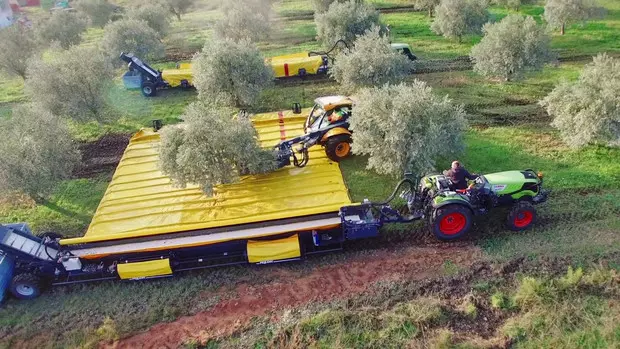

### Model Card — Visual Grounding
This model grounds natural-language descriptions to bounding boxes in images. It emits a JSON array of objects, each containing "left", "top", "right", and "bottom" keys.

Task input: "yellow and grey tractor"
[{"left": 276, "top": 96, "right": 354, "bottom": 167}]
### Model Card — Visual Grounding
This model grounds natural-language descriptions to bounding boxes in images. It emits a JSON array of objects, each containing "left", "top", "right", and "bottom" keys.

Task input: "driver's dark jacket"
[{"left": 445, "top": 167, "right": 477, "bottom": 190}]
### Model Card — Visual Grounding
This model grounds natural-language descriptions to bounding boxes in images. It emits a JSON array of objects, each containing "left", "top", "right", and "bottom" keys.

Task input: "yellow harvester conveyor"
[{"left": 60, "top": 109, "right": 352, "bottom": 246}]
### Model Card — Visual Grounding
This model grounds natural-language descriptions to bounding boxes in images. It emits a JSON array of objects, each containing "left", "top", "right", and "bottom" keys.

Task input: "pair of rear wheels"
[{"left": 432, "top": 201, "right": 537, "bottom": 240}]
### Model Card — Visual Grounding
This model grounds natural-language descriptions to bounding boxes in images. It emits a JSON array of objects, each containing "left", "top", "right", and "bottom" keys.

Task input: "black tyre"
[
  {"left": 325, "top": 135, "right": 352, "bottom": 162},
  {"left": 141, "top": 82, "right": 157, "bottom": 97},
  {"left": 10, "top": 273, "right": 43, "bottom": 300},
  {"left": 431, "top": 204, "right": 473, "bottom": 241},
  {"left": 506, "top": 201, "right": 536, "bottom": 231}
]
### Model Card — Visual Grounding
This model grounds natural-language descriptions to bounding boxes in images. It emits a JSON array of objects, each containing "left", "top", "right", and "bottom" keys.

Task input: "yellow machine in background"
[{"left": 268, "top": 52, "right": 328, "bottom": 78}]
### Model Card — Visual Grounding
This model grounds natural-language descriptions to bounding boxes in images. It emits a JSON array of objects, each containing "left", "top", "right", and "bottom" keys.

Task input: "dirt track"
[{"left": 106, "top": 243, "right": 482, "bottom": 349}]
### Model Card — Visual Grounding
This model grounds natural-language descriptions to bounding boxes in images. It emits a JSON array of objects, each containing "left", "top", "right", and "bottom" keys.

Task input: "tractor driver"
[
  {"left": 444, "top": 161, "right": 478, "bottom": 190},
  {"left": 328, "top": 106, "right": 350, "bottom": 124}
]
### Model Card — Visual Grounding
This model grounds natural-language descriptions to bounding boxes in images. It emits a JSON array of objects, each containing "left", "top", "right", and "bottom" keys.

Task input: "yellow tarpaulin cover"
[
  {"left": 161, "top": 68, "right": 193, "bottom": 87},
  {"left": 247, "top": 234, "right": 301, "bottom": 264},
  {"left": 117, "top": 258, "right": 173, "bottom": 280},
  {"left": 267, "top": 52, "right": 324, "bottom": 78},
  {"left": 60, "top": 109, "right": 351, "bottom": 246}
]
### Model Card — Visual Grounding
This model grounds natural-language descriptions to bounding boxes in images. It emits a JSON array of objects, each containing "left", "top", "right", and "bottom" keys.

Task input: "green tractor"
[{"left": 413, "top": 169, "right": 549, "bottom": 240}]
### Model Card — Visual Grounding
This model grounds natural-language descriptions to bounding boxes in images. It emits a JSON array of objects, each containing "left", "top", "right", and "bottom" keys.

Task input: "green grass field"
[{"left": 0, "top": 0, "right": 619, "bottom": 347}]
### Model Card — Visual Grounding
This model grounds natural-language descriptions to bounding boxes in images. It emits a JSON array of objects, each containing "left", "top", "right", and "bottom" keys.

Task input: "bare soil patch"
[
  {"left": 73, "top": 134, "right": 130, "bottom": 179},
  {"left": 107, "top": 244, "right": 482, "bottom": 349}
]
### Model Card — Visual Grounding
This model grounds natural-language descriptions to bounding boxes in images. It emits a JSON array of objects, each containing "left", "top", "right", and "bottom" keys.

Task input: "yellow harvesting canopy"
[{"left": 60, "top": 109, "right": 352, "bottom": 245}]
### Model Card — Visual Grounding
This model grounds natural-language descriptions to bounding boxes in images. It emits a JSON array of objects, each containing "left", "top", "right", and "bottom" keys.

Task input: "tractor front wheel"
[
  {"left": 325, "top": 135, "right": 352, "bottom": 162},
  {"left": 10, "top": 273, "right": 43, "bottom": 300},
  {"left": 506, "top": 201, "right": 536, "bottom": 231},
  {"left": 432, "top": 204, "right": 473, "bottom": 241}
]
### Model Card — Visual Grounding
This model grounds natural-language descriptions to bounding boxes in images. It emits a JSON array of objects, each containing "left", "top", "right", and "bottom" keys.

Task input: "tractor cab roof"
[
  {"left": 390, "top": 43, "right": 410, "bottom": 50},
  {"left": 314, "top": 96, "right": 354, "bottom": 112}
]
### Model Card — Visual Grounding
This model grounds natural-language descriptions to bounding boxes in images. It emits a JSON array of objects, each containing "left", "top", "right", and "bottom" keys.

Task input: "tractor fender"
[
  {"left": 320, "top": 127, "right": 351, "bottom": 143},
  {"left": 432, "top": 197, "right": 474, "bottom": 213}
]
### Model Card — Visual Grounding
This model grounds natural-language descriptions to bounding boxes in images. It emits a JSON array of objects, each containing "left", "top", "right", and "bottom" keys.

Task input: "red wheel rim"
[
  {"left": 439, "top": 213, "right": 467, "bottom": 235},
  {"left": 514, "top": 211, "right": 533, "bottom": 228}
]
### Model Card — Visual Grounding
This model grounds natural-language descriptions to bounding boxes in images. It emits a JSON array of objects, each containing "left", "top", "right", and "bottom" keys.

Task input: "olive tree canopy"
[
  {"left": 544, "top": 0, "right": 605, "bottom": 35},
  {"left": 25, "top": 46, "right": 115, "bottom": 123},
  {"left": 159, "top": 103, "right": 278, "bottom": 195},
  {"left": 35, "top": 10, "right": 88, "bottom": 49},
  {"left": 312, "top": 0, "right": 346, "bottom": 13},
  {"left": 126, "top": 3, "right": 171, "bottom": 37},
  {"left": 330, "top": 26, "right": 413, "bottom": 92},
  {"left": 0, "top": 105, "right": 80, "bottom": 202},
  {"left": 431, "top": 0, "right": 489, "bottom": 41},
  {"left": 414, "top": 0, "right": 440, "bottom": 17},
  {"left": 0, "top": 25, "right": 38, "bottom": 79},
  {"left": 350, "top": 82, "right": 467, "bottom": 176},
  {"left": 314, "top": 0, "right": 380, "bottom": 48},
  {"left": 471, "top": 15, "right": 554, "bottom": 81},
  {"left": 74, "top": 0, "right": 116, "bottom": 28},
  {"left": 214, "top": 0, "right": 272, "bottom": 43},
  {"left": 541, "top": 53, "right": 620, "bottom": 148},
  {"left": 160, "top": 0, "right": 195, "bottom": 21},
  {"left": 101, "top": 18, "right": 165, "bottom": 65},
  {"left": 192, "top": 38, "right": 273, "bottom": 107}
]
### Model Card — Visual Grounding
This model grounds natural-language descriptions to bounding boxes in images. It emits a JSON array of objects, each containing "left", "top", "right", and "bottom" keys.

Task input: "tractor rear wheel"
[
  {"left": 432, "top": 204, "right": 473, "bottom": 241},
  {"left": 506, "top": 201, "right": 536, "bottom": 231},
  {"left": 325, "top": 135, "right": 352, "bottom": 162},
  {"left": 141, "top": 82, "right": 157, "bottom": 97},
  {"left": 10, "top": 273, "right": 43, "bottom": 300}
]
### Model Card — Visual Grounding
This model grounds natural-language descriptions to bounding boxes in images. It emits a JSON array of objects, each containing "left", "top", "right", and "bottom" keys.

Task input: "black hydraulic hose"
[
  {"left": 370, "top": 178, "right": 417, "bottom": 206},
  {"left": 308, "top": 39, "right": 351, "bottom": 60}
]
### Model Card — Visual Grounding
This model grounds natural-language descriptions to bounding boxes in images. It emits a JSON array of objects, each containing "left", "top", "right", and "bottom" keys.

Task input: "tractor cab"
[
  {"left": 305, "top": 96, "right": 353, "bottom": 132},
  {"left": 301, "top": 96, "right": 354, "bottom": 162}
]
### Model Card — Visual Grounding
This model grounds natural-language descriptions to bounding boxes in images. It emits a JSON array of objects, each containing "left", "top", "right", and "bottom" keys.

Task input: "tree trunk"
[
  {"left": 560, "top": 23, "right": 565, "bottom": 35},
  {"left": 175, "top": 11, "right": 181, "bottom": 21},
  {"left": 428, "top": 8, "right": 432, "bottom": 17}
]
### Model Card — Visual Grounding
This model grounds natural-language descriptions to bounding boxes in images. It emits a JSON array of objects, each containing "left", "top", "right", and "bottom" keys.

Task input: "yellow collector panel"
[
  {"left": 117, "top": 259, "right": 172, "bottom": 280},
  {"left": 60, "top": 108, "right": 351, "bottom": 246},
  {"left": 247, "top": 234, "right": 301, "bottom": 264}
]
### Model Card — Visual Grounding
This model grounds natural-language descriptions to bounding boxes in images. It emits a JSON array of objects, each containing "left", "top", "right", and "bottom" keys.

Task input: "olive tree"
[
  {"left": 493, "top": 0, "right": 531, "bottom": 10},
  {"left": 35, "top": 10, "right": 88, "bottom": 49},
  {"left": 315, "top": 0, "right": 380, "bottom": 48},
  {"left": 214, "top": 0, "right": 272, "bottom": 43},
  {"left": 0, "top": 25, "right": 38, "bottom": 79},
  {"left": 126, "top": 3, "right": 171, "bottom": 37},
  {"left": 544, "top": 0, "right": 604, "bottom": 35},
  {"left": 431, "top": 0, "right": 489, "bottom": 41},
  {"left": 541, "top": 53, "right": 619, "bottom": 148},
  {"left": 471, "top": 15, "right": 554, "bottom": 81},
  {"left": 192, "top": 38, "right": 273, "bottom": 107},
  {"left": 350, "top": 82, "right": 467, "bottom": 176},
  {"left": 414, "top": 0, "right": 440, "bottom": 17},
  {"left": 101, "top": 19, "right": 165, "bottom": 64},
  {"left": 330, "top": 27, "right": 412, "bottom": 92},
  {"left": 312, "top": 0, "right": 346, "bottom": 13},
  {"left": 160, "top": 0, "right": 195, "bottom": 21},
  {"left": 74, "top": 0, "right": 116, "bottom": 28},
  {"left": 0, "top": 105, "right": 80, "bottom": 202},
  {"left": 25, "top": 46, "right": 114, "bottom": 123},
  {"left": 159, "top": 103, "right": 278, "bottom": 195}
]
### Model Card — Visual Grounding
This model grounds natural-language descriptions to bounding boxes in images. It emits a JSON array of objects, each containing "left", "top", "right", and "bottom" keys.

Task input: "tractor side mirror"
[
  {"left": 152, "top": 119, "right": 163, "bottom": 132},
  {"left": 292, "top": 103, "right": 302, "bottom": 114}
]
